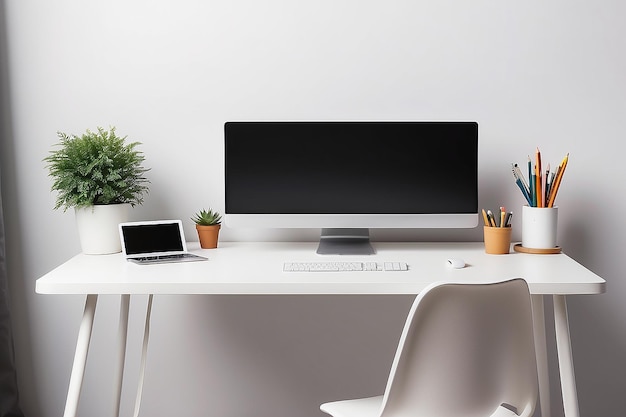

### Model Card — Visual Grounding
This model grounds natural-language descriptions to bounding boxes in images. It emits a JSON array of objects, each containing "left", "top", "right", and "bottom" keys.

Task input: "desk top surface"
[{"left": 35, "top": 242, "right": 606, "bottom": 296}]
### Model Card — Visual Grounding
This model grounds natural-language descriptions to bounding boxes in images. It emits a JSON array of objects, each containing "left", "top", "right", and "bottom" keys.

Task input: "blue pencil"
[
  {"left": 515, "top": 178, "right": 532, "bottom": 206},
  {"left": 528, "top": 156, "right": 534, "bottom": 207}
]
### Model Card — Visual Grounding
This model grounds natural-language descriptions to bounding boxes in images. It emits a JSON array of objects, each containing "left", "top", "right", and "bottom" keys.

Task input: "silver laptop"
[{"left": 119, "top": 220, "right": 207, "bottom": 264}]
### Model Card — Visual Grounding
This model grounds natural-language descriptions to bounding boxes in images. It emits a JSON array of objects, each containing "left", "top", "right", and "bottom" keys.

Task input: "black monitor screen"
[{"left": 225, "top": 121, "right": 478, "bottom": 215}]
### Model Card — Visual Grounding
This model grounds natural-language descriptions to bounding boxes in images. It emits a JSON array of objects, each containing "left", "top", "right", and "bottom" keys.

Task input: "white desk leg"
[
  {"left": 63, "top": 294, "right": 98, "bottom": 417},
  {"left": 133, "top": 294, "right": 154, "bottom": 417},
  {"left": 553, "top": 295, "right": 580, "bottom": 417},
  {"left": 531, "top": 294, "right": 551, "bottom": 417},
  {"left": 113, "top": 295, "right": 130, "bottom": 417}
]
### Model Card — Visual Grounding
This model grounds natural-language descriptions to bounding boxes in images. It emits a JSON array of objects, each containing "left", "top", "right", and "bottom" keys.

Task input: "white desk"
[{"left": 36, "top": 242, "right": 606, "bottom": 417}]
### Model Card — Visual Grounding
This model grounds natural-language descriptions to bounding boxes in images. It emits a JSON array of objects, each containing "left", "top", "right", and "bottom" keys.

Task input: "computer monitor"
[{"left": 224, "top": 121, "right": 478, "bottom": 255}]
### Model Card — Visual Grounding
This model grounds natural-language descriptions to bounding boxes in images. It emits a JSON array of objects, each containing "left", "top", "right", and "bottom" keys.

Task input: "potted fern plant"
[
  {"left": 44, "top": 126, "right": 149, "bottom": 254},
  {"left": 191, "top": 208, "right": 222, "bottom": 249}
]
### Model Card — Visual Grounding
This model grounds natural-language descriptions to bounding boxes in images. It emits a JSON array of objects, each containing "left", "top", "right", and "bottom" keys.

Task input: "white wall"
[{"left": 2, "top": 1, "right": 625, "bottom": 416}]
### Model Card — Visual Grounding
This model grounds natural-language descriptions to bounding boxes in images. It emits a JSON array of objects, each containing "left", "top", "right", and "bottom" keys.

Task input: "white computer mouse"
[{"left": 446, "top": 258, "right": 466, "bottom": 269}]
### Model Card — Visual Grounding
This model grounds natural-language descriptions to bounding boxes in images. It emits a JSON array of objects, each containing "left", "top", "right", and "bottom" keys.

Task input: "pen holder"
[
  {"left": 483, "top": 226, "right": 512, "bottom": 254},
  {"left": 521, "top": 206, "right": 558, "bottom": 249}
]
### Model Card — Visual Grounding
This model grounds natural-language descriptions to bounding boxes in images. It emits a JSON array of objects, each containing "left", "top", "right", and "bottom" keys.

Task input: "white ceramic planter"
[{"left": 74, "top": 203, "right": 130, "bottom": 254}]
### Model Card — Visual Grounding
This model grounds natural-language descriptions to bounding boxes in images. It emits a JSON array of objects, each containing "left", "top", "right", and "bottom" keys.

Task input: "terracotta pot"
[{"left": 196, "top": 224, "right": 221, "bottom": 249}]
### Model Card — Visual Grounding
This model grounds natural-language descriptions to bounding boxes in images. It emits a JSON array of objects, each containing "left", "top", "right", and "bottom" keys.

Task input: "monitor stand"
[{"left": 316, "top": 228, "right": 375, "bottom": 255}]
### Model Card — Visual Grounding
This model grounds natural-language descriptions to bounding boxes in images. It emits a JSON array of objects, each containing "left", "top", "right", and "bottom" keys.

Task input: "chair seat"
[
  {"left": 320, "top": 396, "right": 383, "bottom": 417},
  {"left": 321, "top": 396, "right": 520, "bottom": 417}
]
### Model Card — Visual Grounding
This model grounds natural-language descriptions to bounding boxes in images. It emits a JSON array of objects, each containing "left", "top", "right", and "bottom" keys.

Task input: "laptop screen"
[{"left": 120, "top": 222, "right": 185, "bottom": 255}]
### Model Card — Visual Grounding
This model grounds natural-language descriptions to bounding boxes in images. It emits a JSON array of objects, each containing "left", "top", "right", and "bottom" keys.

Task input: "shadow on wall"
[
  {"left": 561, "top": 207, "right": 626, "bottom": 417},
  {"left": 137, "top": 294, "right": 413, "bottom": 417}
]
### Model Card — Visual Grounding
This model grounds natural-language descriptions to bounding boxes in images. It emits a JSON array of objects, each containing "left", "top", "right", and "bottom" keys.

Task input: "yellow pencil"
[
  {"left": 547, "top": 153, "right": 569, "bottom": 207},
  {"left": 482, "top": 209, "right": 490, "bottom": 227},
  {"left": 535, "top": 147, "right": 543, "bottom": 207}
]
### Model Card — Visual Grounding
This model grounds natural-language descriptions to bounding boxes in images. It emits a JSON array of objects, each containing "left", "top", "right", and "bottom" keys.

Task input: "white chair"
[{"left": 320, "top": 279, "right": 538, "bottom": 417}]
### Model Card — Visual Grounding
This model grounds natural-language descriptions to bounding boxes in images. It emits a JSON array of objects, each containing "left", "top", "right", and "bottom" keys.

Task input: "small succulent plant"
[{"left": 191, "top": 208, "right": 222, "bottom": 226}]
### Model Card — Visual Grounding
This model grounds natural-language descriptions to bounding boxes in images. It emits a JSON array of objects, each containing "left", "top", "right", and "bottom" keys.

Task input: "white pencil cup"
[{"left": 521, "top": 206, "right": 558, "bottom": 249}]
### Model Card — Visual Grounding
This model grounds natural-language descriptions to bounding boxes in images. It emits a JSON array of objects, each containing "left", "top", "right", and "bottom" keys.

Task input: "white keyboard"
[{"left": 283, "top": 261, "right": 409, "bottom": 272}]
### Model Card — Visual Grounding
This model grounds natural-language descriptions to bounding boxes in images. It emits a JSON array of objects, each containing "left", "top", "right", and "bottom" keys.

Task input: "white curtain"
[
  {"left": 0, "top": 181, "right": 23, "bottom": 417},
  {"left": 0, "top": 0, "right": 24, "bottom": 414}
]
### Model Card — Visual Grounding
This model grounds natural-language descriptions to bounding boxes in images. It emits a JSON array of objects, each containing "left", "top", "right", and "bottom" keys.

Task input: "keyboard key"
[{"left": 283, "top": 261, "right": 408, "bottom": 272}]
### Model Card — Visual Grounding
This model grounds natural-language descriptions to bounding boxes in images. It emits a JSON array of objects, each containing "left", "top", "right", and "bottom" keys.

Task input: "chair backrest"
[{"left": 379, "top": 279, "right": 537, "bottom": 417}]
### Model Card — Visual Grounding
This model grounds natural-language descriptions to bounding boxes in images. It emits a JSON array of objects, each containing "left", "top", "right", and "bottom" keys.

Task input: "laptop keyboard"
[{"left": 129, "top": 253, "right": 206, "bottom": 264}]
